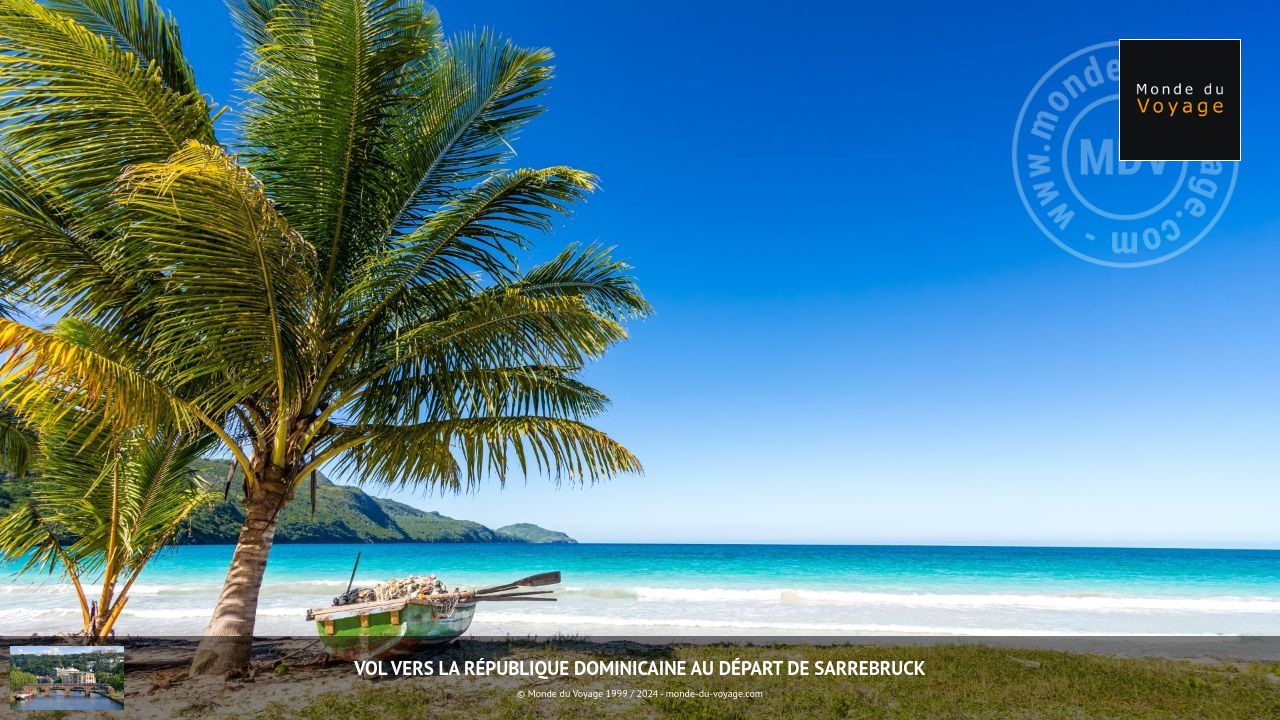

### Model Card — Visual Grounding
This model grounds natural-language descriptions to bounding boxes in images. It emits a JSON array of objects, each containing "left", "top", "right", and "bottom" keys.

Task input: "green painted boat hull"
[{"left": 314, "top": 600, "right": 476, "bottom": 660}]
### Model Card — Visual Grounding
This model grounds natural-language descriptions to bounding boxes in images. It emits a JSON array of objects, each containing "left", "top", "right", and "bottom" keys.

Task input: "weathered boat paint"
[{"left": 310, "top": 598, "right": 476, "bottom": 660}]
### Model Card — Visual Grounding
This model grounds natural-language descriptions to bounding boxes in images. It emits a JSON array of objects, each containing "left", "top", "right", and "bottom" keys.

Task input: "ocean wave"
[
  {"left": 131, "top": 580, "right": 350, "bottom": 595},
  {"left": 0, "top": 607, "right": 79, "bottom": 620},
  {"left": 0, "top": 583, "right": 79, "bottom": 594},
  {"left": 0, "top": 582, "right": 218, "bottom": 596},
  {"left": 473, "top": 611, "right": 1203, "bottom": 636},
  {"left": 560, "top": 586, "right": 642, "bottom": 600},
  {"left": 600, "top": 588, "right": 1280, "bottom": 613},
  {"left": 1, "top": 579, "right": 357, "bottom": 598},
  {"left": 6, "top": 581, "right": 1278, "bottom": 623},
  {"left": 124, "top": 607, "right": 214, "bottom": 619},
  {"left": 126, "top": 605, "right": 306, "bottom": 620}
]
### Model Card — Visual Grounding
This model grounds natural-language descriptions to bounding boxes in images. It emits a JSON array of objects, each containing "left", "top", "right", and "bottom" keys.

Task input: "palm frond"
[
  {"left": 0, "top": 502, "right": 65, "bottom": 576},
  {"left": 8, "top": 414, "right": 215, "bottom": 582},
  {"left": 350, "top": 363, "right": 612, "bottom": 437},
  {"left": 225, "top": 0, "right": 286, "bottom": 49},
  {"left": 41, "top": 0, "right": 203, "bottom": 97},
  {"left": 342, "top": 291, "right": 626, "bottom": 425},
  {"left": 0, "top": 317, "right": 191, "bottom": 435},
  {"left": 335, "top": 415, "right": 641, "bottom": 493},
  {"left": 115, "top": 141, "right": 317, "bottom": 407},
  {"left": 0, "top": 0, "right": 213, "bottom": 206},
  {"left": 339, "top": 166, "right": 599, "bottom": 340},
  {"left": 0, "top": 150, "right": 125, "bottom": 317},
  {"left": 50, "top": 429, "right": 215, "bottom": 567},
  {"left": 511, "top": 244, "right": 653, "bottom": 321},
  {"left": 236, "top": 0, "right": 441, "bottom": 299},
  {"left": 380, "top": 29, "right": 555, "bottom": 236}
]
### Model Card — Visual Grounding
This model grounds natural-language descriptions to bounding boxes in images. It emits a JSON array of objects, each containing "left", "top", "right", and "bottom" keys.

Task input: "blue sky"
[{"left": 165, "top": 1, "right": 1278, "bottom": 547}]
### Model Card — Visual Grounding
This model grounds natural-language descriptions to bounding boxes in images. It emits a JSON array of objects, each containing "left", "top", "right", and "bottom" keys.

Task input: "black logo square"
[{"left": 1119, "top": 39, "right": 1240, "bottom": 161}]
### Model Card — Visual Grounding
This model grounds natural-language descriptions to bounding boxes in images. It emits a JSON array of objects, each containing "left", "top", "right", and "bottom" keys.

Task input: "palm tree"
[
  {"left": 0, "top": 395, "right": 215, "bottom": 642},
  {"left": 0, "top": 0, "right": 647, "bottom": 673}
]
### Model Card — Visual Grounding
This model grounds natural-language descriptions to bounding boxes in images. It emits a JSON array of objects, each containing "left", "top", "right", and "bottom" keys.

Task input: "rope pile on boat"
[{"left": 332, "top": 575, "right": 449, "bottom": 606}]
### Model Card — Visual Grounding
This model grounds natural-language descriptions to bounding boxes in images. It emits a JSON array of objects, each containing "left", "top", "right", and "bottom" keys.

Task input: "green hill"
[
  {"left": 496, "top": 523, "right": 577, "bottom": 544},
  {"left": 0, "top": 463, "right": 575, "bottom": 545}
]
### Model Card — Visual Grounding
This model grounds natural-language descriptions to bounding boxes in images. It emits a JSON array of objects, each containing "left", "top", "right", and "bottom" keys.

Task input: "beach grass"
[{"left": 245, "top": 642, "right": 1280, "bottom": 720}]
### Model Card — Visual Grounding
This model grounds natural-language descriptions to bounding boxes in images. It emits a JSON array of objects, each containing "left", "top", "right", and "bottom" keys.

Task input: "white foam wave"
[
  {"left": 617, "top": 588, "right": 1280, "bottom": 613},
  {"left": 125, "top": 605, "right": 306, "bottom": 620},
  {"left": 0, "top": 607, "right": 79, "bottom": 619},
  {"left": 125, "top": 607, "right": 214, "bottom": 619},
  {"left": 474, "top": 611, "right": 1204, "bottom": 636}
]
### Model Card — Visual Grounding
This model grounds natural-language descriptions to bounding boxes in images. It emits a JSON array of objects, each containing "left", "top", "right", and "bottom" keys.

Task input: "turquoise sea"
[{"left": 2, "top": 545, "right": 1278, "bottom": 636}]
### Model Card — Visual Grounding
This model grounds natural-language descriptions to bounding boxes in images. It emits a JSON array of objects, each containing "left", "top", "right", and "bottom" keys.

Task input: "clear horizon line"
[{"left": 179, "top": 540, "right": 1280, "bottom": 552}]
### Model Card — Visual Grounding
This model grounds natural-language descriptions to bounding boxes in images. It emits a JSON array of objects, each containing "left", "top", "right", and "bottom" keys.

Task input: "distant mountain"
[
  {"left": 496, "top": 523, "right": 577, "bottom": 544},
  {"left": 0, "top": 463, "right": 575, "bottom": 545}
]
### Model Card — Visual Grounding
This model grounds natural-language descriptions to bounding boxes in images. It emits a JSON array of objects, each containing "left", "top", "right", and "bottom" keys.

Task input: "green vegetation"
[
  {"left": 0, "top": 0, "right": 645, "bottom": 674},
  {"left": 2, "top": 465, "right": 575, "bottom": 544},
  {"left": 181, "top": 461, "right": 573, "bottom": 544},
  {"left": 247, "top": 643, "right": 1280, "bottom": 720},
  {"left": 0, "top": 403, "right": 33, "bottom": 477},
  {"left": 495, "top": 523, "right": 577, "bottom": 544},
  {"left": 0, "top": 471, "right": 33, "bottom": 511},
  {"left": 9, "top": 667, "right": 37, "bottom": 690}
]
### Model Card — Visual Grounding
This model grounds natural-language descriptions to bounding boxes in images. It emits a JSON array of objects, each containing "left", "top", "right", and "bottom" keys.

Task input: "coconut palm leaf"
[
  {"left": 40, "top": 0, "right": 202, "bottom": 97},
  {"left": 332, "top": 416, "right": 641, "bottom": 492},
  {"left": 0, "top": 501, "right": 65, "bottom": 575},
  {"left": 0, "top": 263, "right": 33, "bottom": 474},
  {"left": 235, "top": 0, "right": 442, "bottom": 299},
  {"left": 385, "top": 30, "right": 556, "bottom": 231},
  {"left": 0, "top": 0, "right": 213, "bottom": 206},
  {"left": 0, "top": 317, "right": 192, "bottom": 436},
  {"left": 38, "top": 423, "right": 215, "bottom": 572},
  {"left": 113, "top": 142, "right": 318, "bottom": 405},
  {"left": 0, "top": 147, "right": 145, "bottom": 323}
]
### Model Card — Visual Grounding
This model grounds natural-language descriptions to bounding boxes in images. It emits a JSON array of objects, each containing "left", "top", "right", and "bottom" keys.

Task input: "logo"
[
  {"left": 1119, "top": 39, "right": 1240, "bottom": 161},
  {"left": 1012, "top": 42, "right": 1237, "bottom": 267}
]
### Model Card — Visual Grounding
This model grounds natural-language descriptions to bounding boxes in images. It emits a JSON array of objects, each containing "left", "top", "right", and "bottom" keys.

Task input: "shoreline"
[{"left": 6, "top": 543, "right": 1278, "bottom": 637}]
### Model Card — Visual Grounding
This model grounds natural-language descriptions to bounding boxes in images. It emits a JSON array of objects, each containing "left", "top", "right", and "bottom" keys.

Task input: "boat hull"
[{"left": 313, "top": 599, "right": 476, "bottom": 660}]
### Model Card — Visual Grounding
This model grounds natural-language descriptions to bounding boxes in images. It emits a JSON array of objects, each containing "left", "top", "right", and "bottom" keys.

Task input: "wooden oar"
[
  {"left": 474, "top": 571, "right": 560, "bottom": 596},
  {"left": 474, "top": 595, "right": 557, "bottom": 602},
  {"left": 345, "top": 552, "right": 362, "bottom": 594},
  {"left": 474, "top": 590, "right": 554, "bottom": 599}
]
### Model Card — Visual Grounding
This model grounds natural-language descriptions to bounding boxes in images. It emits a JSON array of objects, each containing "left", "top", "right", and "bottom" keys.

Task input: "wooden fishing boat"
[
  {"left": 306, "top": 571, "right": 560, "bottom": 660},
  {"left": 306, "top": 595, "right": 478, "bottom": 660}
]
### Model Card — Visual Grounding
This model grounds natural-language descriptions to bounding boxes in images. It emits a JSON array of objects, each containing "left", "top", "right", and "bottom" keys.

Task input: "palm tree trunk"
[
  {"left": 189, "top": 469, "right": 292, "bottom": 675},
  {"left": 95, "top": 459, "right": 121, "bottom": 641},
  {"left": 57, "top": 548, "right": 92, "bottom": 635}
]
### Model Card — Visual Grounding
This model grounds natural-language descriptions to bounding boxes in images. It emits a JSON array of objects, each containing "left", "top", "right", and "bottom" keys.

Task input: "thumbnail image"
[{"left": 9, "top": 646, "right": 123, "bottom": 711}]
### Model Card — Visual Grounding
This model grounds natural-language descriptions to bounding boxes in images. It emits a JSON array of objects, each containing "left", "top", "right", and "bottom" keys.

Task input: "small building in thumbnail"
[{"left": 54, "top": 666, "right": 96, "bottom": 684}]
